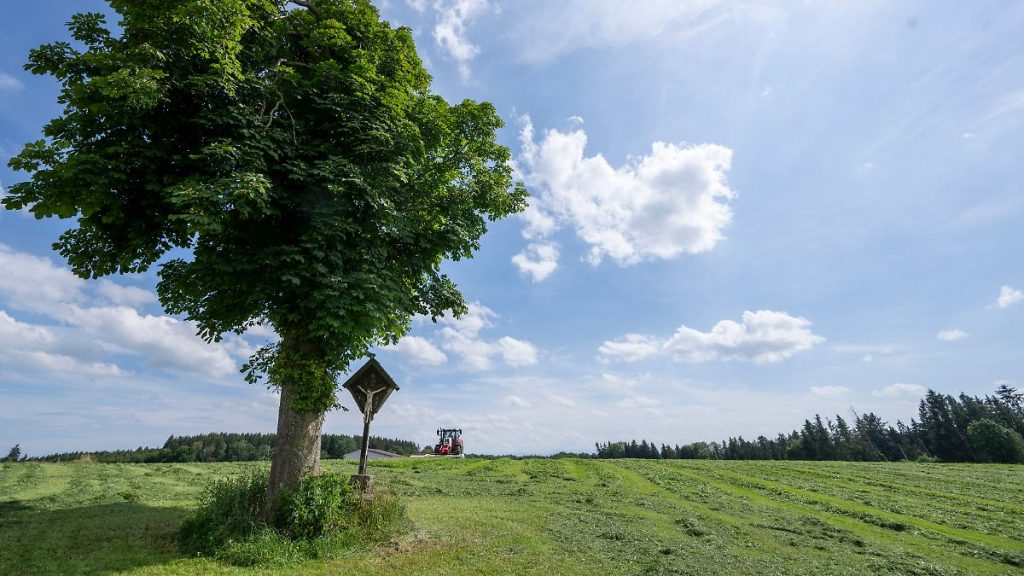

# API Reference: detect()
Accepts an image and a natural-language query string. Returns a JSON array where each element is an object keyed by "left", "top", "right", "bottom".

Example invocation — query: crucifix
[
  {"left": 355, "top": 382, "right": 380, "bottom": 475},
  {"left": 340, "top": 359, "right": 400, "bottom": 494}
]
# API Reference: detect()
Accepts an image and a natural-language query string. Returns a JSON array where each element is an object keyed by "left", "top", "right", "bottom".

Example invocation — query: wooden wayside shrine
[{"left": 341, "top": 358, "right": 400, "bottom": 495}]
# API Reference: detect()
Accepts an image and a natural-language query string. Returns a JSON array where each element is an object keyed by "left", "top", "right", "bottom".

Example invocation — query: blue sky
[{"left": 2, "top": 0, "right": 1023, "bottom": 456}]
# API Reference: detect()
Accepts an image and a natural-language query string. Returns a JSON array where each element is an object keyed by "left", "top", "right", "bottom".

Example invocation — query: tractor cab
[{"left": 434, "top": 428, "right": 464, "bottom": 456}]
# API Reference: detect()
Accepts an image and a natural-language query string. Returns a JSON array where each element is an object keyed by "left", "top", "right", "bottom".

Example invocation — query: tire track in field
[
  {"left": 607, "top": 459, "right": 983, "bottom": 575},
  {"left": 544, "top": 461, "right": 790, "bottom": 576},
  {"left": 563, "top": 459, "right": 599, "bottom": 484},
  {"left": 672, "top": 463, "right": 1022, "bottom": 571},
  {"left": 641, "top": 462, "right": 1015, "bottom": 574},
  {"left": 812, "top": 463, "right": 1024, "bottom": 502},
  {"left": 0, "top": 464, "right": 69, "bottom": 505},
  {"left": 749, "top": 462, "right": 1024, "bottom": 524},
  {"left": 397, "top": 458, "right": 533, "bottom": 499},
  {"left": 597, "top": 460, "right": 855, "bottom": 569},
  {"left": 703, "top": 465, "right": 1024, "bottom": 553},
  {"left": 781, "top": 464, "right": 1024, "bottom": 513},
  {"left": 454, "top": 458, "right": 529, "bottom": 481},
  {"left": 779, "top": 464, "right": 1024, "bottom": 533},
  {"left": 0, "top": 463, "right": 39, "bottom": 501},
  {"left": 451, "top": 459, "right": 496, "bottom": 476},
  {"left": 521, "top": 458, "right": 581, "bottom": 484}
]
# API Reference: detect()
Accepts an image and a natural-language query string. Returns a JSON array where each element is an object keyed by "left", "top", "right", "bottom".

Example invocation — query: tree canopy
[
  {"left": 6, "top": 0, "right": 526, "bottom": 496},
  {"left": 3, "top": 445, "right": 22, "bottom": 462},
  {"left": 5, "top": 0, "right": 527, "bottom": 413}
]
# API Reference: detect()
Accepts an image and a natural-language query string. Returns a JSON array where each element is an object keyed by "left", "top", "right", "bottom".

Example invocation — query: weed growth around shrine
[{"left": 179, "top": 468, "right": 408, "bottom": 566}]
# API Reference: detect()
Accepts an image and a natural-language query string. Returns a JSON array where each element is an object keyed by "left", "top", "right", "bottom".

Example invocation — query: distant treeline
[
  {"left": 596, "top": 386, "right": 1024, "bottom": 464},
  {"left": 30, "top": 432, "right": 419, "bottom": 463}
]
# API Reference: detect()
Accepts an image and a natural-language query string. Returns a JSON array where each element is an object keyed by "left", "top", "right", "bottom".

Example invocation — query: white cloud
[
  {"left": 518, "top": 201, "right": 558, "bottom": 240},
  {"left": 997, "top": 285, "right": 1023, "bottom": 309},
  {"left": 504, "top": 0, "right": 743, "bottom": 64},
  {"left": 503, "top": 395, "right": 529, "bottom": 408},
  {"left": 442, "top": 301, "right": 495, "bottom": 337},
  {"left": 809, "top": 385, "right": 849, "bottom": 398},
  {"left": 617, "top": 395, "right": 659, "bottom": 409},
  {"left": 441, "top": 333, "right": 495, "bottom": 370},
  {"left": 388, "top": 335, "right": 447, "bottom": 366},
  {"left": 64, "top": 305, "right": 238, "bottom": 377},
  {"left": 961, "top": 131, "right": 978, "bottom": 139},
  {"left": 936, "top": 329, "right": 968, "bottom": 342},
  {"left": 95, "top": 279, "right": 158, "bottom": 308},
  {"left": 0, "top": 244, "right": 86, "bottom": 312},
  {"left": 601, "top": 373, "right": 641, "bottom": 390},
  {"left": 0, "top": 309, "right": 128, "bottom": 379},
  {"left": 0, "top": 309, "right": 55, "bottom": 347},
  {"left": 664, "top": 310, "right": 824, "bottom": 364},
  {"left": 760, "top": 85, "right": 774, "bottom": 96},
  {"left": 0, "top": 248, "right": 198, "bottom": 380},
  {"left": 11, "top": 350, "right": 124, "bottom": 378},
  {"left": 598, "top": 334, "right": 662, "bottom": 363},
  {"left": 406, "top": 0, "right": 428, "bottom": 11},
  {"left": 433, "top": 0, "right": 490, "bottom": 80},
  {"left": 546, "top": 393, "right": 576, "bottom": 407},
  {"left": 219, "top": 333, "right": 260, "bottom": 361},
  {"left": 511, "top": 242, "right": 559, "bottom": 282},
  {"left": 244, "top": 323, "right": 278, "bottom": 340},
  {"left": 872, "top": 383, "right": 927, "bottom": 398},
  {"left": 0, "top": 248, "right": 246, "bottom": 376},
  {"left": 438, "top": 304, "right": 496, "bottom": 369},
  {"left": 602, "top": 311, "right": 823, "bottom": 364},
  {"left": 0, "top": 72, "right": 24, "bottom": 92},
  {"left": 516, "top": 115, "right": 734, "bottom": 269},
  {"left": 438, "top": 303, "right": 539, "bottom": 370},
  {"left": 497, "top": 336, "right": 539, "bottom": 366},
  {"left": 0, "top": 248, "right": 242, "bottom": 382}
]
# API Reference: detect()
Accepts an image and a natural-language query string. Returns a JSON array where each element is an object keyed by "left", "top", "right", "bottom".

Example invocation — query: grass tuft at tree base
[{"left": 179, "top": 467, "right": 409, "bottom": 566}]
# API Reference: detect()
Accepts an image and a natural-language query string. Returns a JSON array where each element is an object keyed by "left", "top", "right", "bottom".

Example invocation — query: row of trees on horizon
[
  {"left": 595, "top": 386, "right": 1024, "bottom": 464},
  {"left": 26, "top": 432, "right": 420, "bottom": 464},
  {"left": 10, "top": 387, "right": 1023, "bottom": 465}
]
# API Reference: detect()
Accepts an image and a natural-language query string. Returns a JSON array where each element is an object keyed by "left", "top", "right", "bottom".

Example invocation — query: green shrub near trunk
[{"left": 180, "top": 468, "right": 408, "bottom": 565}]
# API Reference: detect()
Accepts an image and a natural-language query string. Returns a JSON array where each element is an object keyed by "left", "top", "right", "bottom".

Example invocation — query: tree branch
[
  {"left": 282, "top": 100, "right": 298, "bottom": 144},
  {"left": 288, "top": 0, "right": 322, "bottom": 18},
  {"left": 265, "top": 97, "right": 284, "bottom": 129}
]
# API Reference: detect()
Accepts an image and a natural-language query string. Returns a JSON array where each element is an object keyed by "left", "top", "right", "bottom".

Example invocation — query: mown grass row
[
  {"left": 614, "top": 460, "right": 1021, "bottom": 574},
  {"left": 1, "top": 459, "right": 1022, "bottom": 575}
]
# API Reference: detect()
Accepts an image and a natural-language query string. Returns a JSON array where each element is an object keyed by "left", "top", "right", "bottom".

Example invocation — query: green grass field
[{"left": 1, "top": 458, "right": 1022, "bottom": 575}]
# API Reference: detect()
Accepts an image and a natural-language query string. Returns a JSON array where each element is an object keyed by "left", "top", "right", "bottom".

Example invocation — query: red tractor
[{"left": 433, "top": 428, "right": 464, "bottom": 457}]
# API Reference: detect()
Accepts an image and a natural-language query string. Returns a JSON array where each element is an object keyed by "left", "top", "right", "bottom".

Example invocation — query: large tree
[{"left": 4, "top": 0, "right": 526, "bottom": 502}]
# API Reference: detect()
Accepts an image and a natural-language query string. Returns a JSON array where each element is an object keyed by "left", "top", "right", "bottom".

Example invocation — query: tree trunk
[{"left": 267, "top": 382, "right": 326, "bottom": 508}]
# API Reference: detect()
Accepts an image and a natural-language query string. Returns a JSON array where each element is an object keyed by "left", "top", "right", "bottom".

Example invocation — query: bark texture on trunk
[{"left": 267, "top": 383, "right": 326, "bottom": 506}]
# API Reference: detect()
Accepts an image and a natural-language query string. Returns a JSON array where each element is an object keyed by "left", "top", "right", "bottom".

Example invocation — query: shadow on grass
[{"left": 0, "top": 500, "right": 188, "bottom": 575}]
